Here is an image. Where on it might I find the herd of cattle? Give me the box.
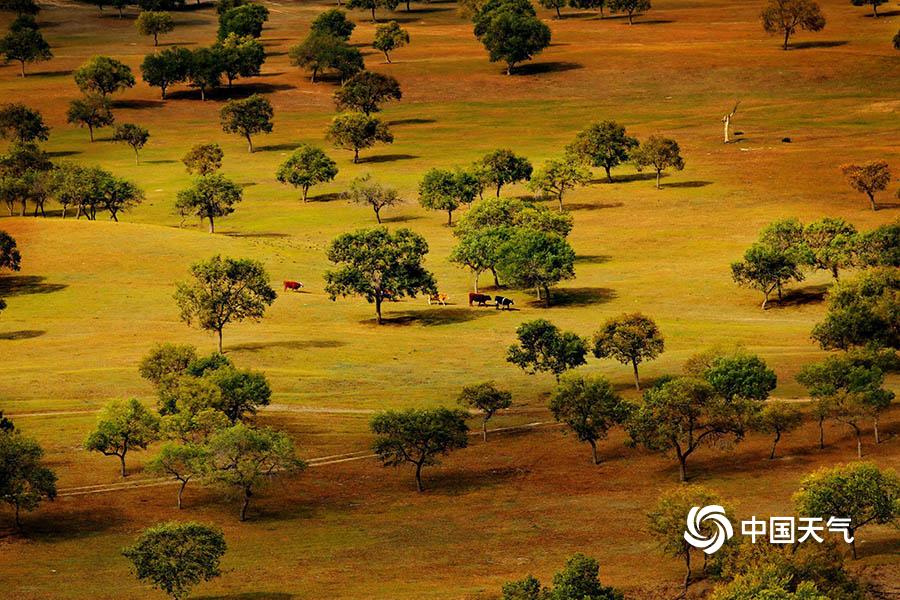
[282,281,515,309]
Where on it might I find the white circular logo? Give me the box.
[684,505,734,555]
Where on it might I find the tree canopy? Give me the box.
[761,0,826,50]
[276,144,338,202]
[507,319,587,381]
[84,398,161,477]
[632,134,684,189]
[373,20,409,63]
[550,374,631,464]
[326,112,394,163]
[175,174,243,233]
[0,102,48,143]
[0,430,57,528]
[457,381,512,441]
[136,11,175,46]
[74,55,136,96]
[220,94,273,152]
[333,71,402,115]
[566,121,638,182]
[591,313,664,390]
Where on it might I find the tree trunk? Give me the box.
[496,184,502,197]
[589,440,599,465]
[209,216,215,233]
[818,417,825,449]
[447,209,453,226]
[473,272,479,293]
[557,193,564,212]
[374,207,382,223]
[414,462,424,492]
[88,125,95,142]
[20,61,26,77]
[632,360,641,390]
[505,63,512,76]
[783,29,790,50]
[406,0,410,10]
[627,11,633,24]
[850,533,857,559]
[677,451,687,482]
[217,328,223,353]
[683,549,691,590]
[604,164,612,182]
[482,418,488,442]
[154,33,159,46]
[769,431,781,459]
[555,5,560,18]
[491,268,500,288]
[854,425,862,458]
[240,488,251,521]
[177,480,187,509]
[866,191,877,211]
[302,185,309,202]
[247,135,254,153]
[14,501,21,529]
[119,453,127,478]
[134,148,140,165]
[311,67,318,83]
[872,2,878,16]
[370,5,376,21]
[543,285,550,307]
[655,170,661,189]
[161,85,167,100]
[353,148,359,163]
[874,416,880,444]
[383,50,391,63]
[375,295,383,325]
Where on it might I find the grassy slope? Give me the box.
[0,0,899,597]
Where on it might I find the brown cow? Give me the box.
[468,292,491,306]
[283,280,303,292]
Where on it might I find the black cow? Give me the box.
[494,295,514,310]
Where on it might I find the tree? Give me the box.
[811,267,899,350]
[84,398,161,477]
[0,0,40,15]
[632,134,684,189]
[206,423,304,520]
[0,24,51,77]
[794,462,900,559]
[371,408,469,492]
[529,158,590,211]
[175,174,243,234]
[66,94,114,142]
[136,11,175,46]
[146,443,209,509]
[477,149,533,196]
[141,46,192,99]
[0,102,48,143]
[539,0,567,18]
[703,352,777,402]
[289,32,364,83]
[497,228,576,305]
[0,411,13,432]
[276,145,338,202]
[122,522,226,599]
[855,222,898,268]
[731,242,806,309]
[841,161,891,211]
[570,0,608,18]
[502,575,543,600]
[607,0,650,24]
[310,8,356,40]
[187,47,224,100]
[373,20,408,62]
[627,377,758,481]
[324,227,436,324]
[755,401,802,459]
[139,342,199,387]
[100,173,145,221]
[457,381,512,441]
[0,431,56,528]
[183,143,224,176]
[566,121,638,183]
[344,173,400,223]
[219,94,273,153]
[113,123,150,164]
[803,218,857,279]
[591,313,664,390]
[894,29,900,50]
[215,33,265,87]
[476,9,551,75]
[502,554,622,600]
[761,0,826,50]
[174,255,276,352]
[346,0,399,22]
[418,168,479,225]
[217,3,269,40]
[449,228,505,292]
[550,374,631,464]
[204,366,271,423]
[0,230,21,273]
[74,55,136,96]
[326,112,393,163]
[333,71,402,115]
[507,319,587,381]
[850,0,885,17]
[647,485,724,589]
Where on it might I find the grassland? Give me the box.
[0,0,899,597]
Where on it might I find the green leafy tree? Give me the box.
[632,134,684,189]
[276,144,338,202]
[0,230,22,272]
[755,401,802,459]
[477,149,533,196]
[215,33,265,87]
[627,377,757,481]
[175,174,243,233]
[539,0,567,18]
[507,319,587,381]
[0,411,13,432]
[182,143,224,176]
[418,168,480,225]
[146,443,209,509]
[326,112,393,163]
[457,381,512,441]
[373,20,409,62]
[113,123,150,164]
[761,0,826,50]
[607,0,650,24]
[0,102,48,143]
[731,242,806,309]
[217,3,269,40]
[497,228,576,306]
[139,342,199,387]
[803,218,857,278]
[841,161,891,211]
[324,227,437,324]
[174,255,276,352]
[141,46,192,99]
[811,267,899,350]
[74,55,135,96]
[450,228,506,292]
[333,71,402,115]
[570,0,607,17]
[220,94,273,153]
[529,158,590,211]
[343,173,401,223]
[591,313,664,390]
[550,374,631,464]
[549,553,623,600]
[122,522,226,600]
[0,431,57,528]
[566,121,638,183]
[371,408,469,492]
[99,172,144,221]
[204,366,271,423]
[84,398,161,477]
[703,352,777,402]
[136,11,175,46]
[850,0,886,17]
[0,0,40,16]
[855,221,899,268]
[187,46,224,101]
[794,462,900,559]
[0,24,51,77]
[346,0,399,22]
[207,423,304,520]
[502,575,544,600]
[648,485,727,589]
[288,32,364,83]
[474,1,551,74]
[311,8,356,40]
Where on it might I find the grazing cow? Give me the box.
[283,280,303,292]
[468,292,492,307]
[428,293,449,306]
[494,295,514,310]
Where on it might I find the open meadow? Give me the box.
[0,0,899,597]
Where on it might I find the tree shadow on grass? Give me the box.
[230,339,345,353]
[6,505,129,542]
[632,19,675,25]
[144,159,178,165]
[789,40,848,50]
[307,192,343,203]
[427,465,530,496]
[113,99,166,110]
[513,61,583,75]
[222,231,290,238]
[0,276,66,297]
[220,82,297,98]
[593,172,659,184]
[565,201,624,211]
[771,284,829,308]
[358,153,418,164]
[537,287,616,308]
[387,118,436,126]
[381,214,422,223]
[663,180,712,189]
[366,307,496,326]
[0,330,45,340]
[575,254,612,265]
[255,142,299,152]
[47,150,80,158]
[30,69,73,78]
